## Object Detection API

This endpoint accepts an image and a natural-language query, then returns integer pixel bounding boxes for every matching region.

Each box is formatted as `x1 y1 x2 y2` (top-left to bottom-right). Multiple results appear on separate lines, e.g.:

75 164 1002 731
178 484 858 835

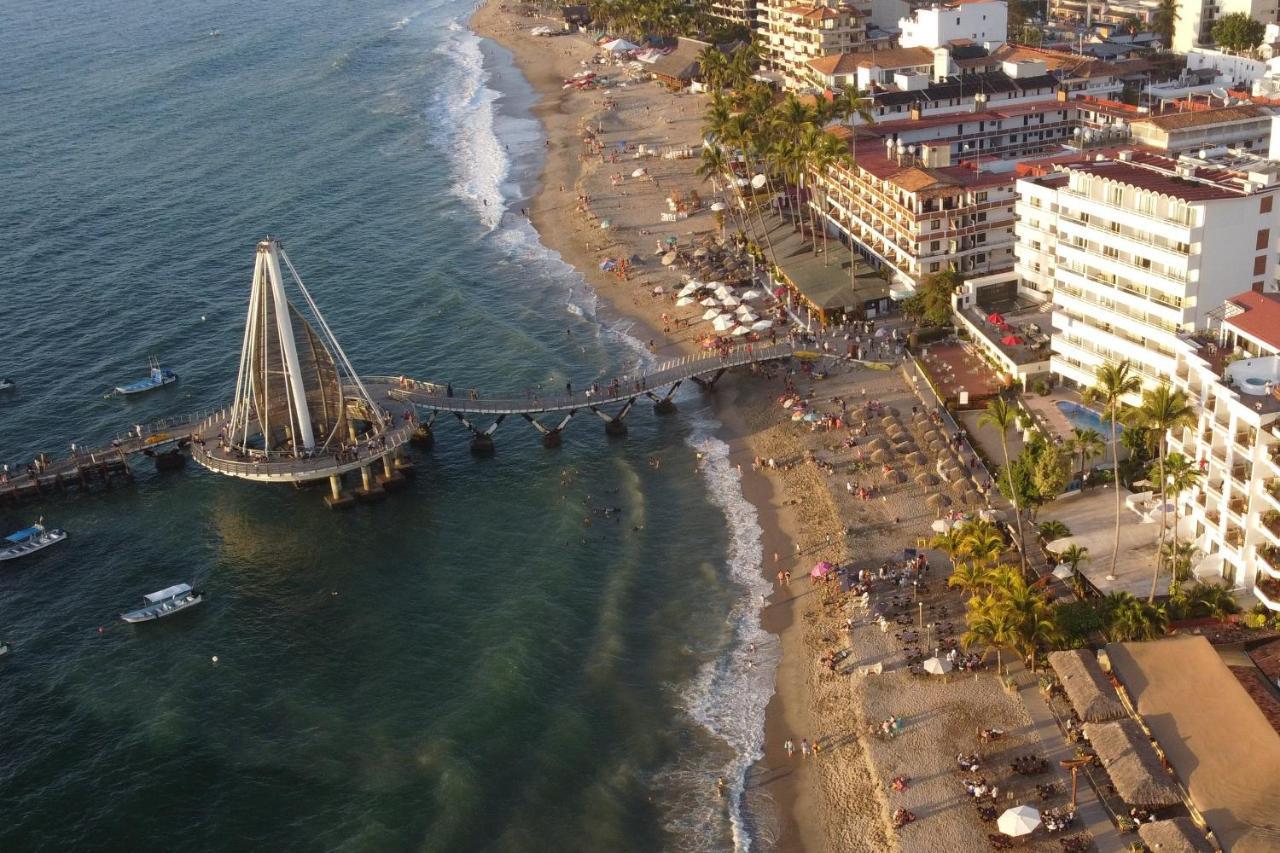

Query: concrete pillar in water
604 419 627 437
543 429 563 448
324 473 355 509
379 451 407 490
653 398 677 415
355 464 385 502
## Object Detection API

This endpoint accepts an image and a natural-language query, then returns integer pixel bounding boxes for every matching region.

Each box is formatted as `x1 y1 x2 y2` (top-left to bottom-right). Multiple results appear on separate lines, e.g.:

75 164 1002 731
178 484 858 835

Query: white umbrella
710 201 726 211
602 38 640 52
751 319 773 331
676 296 695 306
651 285 665 295
930 518 953 534
678 282 700 296
740 289 763 300
735 177 749 187
998 806 1041 838
661 251 677 266
599 219 611 230
732 325 751 336
1045 536 1078 555
1052 565 1075 581
714 285 733 300
751 174 767 189
700 297 719 307
712 315 735 332
631 168 647 178
702 308 721 321
721 295 741 308
736 309 758 323
923 657 952 675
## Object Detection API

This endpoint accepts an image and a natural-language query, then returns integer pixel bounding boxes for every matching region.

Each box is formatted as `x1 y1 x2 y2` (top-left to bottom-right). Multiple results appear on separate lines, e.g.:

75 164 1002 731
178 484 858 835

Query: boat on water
120 583 204 623
0 641 9 658
115 356 178 396
0 378 13 391
0 524 67 561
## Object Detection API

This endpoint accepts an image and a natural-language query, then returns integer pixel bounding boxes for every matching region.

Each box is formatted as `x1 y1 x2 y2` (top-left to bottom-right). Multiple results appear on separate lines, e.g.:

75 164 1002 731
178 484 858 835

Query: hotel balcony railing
1255 576 1280 611
1225 527 1246 548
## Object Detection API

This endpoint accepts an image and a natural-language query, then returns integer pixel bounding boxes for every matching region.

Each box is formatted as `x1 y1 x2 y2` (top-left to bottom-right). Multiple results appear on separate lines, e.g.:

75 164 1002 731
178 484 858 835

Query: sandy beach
469 6 1087 851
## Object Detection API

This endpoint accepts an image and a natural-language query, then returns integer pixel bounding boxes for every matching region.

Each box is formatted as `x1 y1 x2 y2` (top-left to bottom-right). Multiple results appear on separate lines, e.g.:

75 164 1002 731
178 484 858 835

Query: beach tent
750 320 773 332
700 297 718 307
740 289 763 301
923 657 952 675
732 325 751 336
709 201 726 211
678 282 700 297
601 38 640 52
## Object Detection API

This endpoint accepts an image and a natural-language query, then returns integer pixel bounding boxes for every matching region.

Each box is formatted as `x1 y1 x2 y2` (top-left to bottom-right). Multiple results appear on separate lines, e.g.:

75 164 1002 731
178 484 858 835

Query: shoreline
467 4 828 849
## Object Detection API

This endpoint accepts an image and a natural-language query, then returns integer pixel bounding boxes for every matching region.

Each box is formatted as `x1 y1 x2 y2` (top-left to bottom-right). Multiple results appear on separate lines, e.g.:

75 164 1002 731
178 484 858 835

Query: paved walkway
1010 663 1125 852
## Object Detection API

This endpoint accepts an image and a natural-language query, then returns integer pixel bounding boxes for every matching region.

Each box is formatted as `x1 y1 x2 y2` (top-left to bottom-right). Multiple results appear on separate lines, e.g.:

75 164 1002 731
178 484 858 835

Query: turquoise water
1055 400 1123 437
0 2 772 849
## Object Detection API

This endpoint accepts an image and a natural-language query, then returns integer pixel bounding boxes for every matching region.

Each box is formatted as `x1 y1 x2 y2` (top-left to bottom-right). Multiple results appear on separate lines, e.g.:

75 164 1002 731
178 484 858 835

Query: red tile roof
1066 157 1245 202
1225 291 1280 350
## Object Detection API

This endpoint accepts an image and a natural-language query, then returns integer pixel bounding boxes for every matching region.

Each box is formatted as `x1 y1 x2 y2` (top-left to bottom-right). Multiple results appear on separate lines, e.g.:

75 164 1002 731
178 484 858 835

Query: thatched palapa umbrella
905 451 928 467
927 494 951 509
883 469 905 483
870 449 891 463
915 471 938 487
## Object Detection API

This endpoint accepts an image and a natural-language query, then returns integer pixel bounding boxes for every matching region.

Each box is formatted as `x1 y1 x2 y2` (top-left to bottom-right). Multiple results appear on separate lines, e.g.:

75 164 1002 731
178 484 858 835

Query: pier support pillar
691 368 727 391
393 451 415 477
543 429 563 448
604 419 628 438
410 425 435 449
355 464 386 502
324 474 356 509
523 410 575 449
378 453 407 491
470 434 496 455
653 398 676 415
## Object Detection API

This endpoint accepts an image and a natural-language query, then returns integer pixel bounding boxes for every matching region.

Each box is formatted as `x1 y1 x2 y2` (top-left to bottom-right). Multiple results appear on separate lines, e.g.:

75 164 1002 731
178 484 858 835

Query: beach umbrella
811 561 834 578
732 325 751 336
965 490 985 506
866 437 888 451
751 174 767 189
906 452 928 467
652 285 665 295
923 657 953 675
893 439 917 453
721 296 740 308
870 449 890 463
710 201 726 212
1001 334 1023 346
883 469 905 483
700 297 719 307
631 168 647 178
736 177 749 187
702 308 721 321
678 281 701 296
662 251 677 266
676 296 695 307
930 518 952 533
665 236 679 246
1045 537 1079 555
998 806 1041 838
1053 565 1075 581
917 471 939 486
927 494 951 509
602 38 640 52
712 315 735 332
751 319 773 332
600 219 612 230
987 312 1005 325
741 289 763 301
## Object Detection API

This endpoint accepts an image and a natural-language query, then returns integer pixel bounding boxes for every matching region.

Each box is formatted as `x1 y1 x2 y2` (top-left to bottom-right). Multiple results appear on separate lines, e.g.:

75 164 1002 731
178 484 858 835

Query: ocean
0 1 776 850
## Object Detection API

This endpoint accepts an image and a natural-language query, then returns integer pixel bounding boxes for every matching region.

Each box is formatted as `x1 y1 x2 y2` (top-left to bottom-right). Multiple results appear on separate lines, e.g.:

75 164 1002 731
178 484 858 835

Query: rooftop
852 46 935 69
1065 152 1262 202
1223 290 1280 352
963 299 1055 366
1132 104 1272 132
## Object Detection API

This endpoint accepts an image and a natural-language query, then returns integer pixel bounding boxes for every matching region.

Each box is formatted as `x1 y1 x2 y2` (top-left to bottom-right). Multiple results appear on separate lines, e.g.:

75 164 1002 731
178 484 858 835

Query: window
975 191 988 202
930 262 941 272
931 241 940 251
931 219 940 229
1262 196 1274 214
1106 185 1124 206
1258 229 1271 251
1254 255 1268 276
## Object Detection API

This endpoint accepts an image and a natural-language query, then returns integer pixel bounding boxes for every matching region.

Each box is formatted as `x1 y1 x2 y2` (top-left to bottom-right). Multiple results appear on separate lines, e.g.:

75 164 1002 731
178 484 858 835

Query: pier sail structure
227 238 381 457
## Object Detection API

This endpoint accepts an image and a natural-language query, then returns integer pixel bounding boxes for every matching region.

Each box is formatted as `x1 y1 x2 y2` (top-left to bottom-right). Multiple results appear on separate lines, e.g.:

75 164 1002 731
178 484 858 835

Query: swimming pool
1055 400 1123 435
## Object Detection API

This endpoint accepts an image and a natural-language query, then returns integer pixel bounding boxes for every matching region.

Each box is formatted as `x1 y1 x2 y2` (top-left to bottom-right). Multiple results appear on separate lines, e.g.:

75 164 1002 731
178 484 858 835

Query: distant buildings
709 0 761 28
897 0 1008 51
760 0 871 90
1127 104 1274 154
1174 0 1280 53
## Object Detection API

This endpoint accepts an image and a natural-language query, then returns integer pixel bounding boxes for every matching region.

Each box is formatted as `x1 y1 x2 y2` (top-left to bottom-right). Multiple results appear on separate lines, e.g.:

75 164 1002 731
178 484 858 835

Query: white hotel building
1014 151 1280 602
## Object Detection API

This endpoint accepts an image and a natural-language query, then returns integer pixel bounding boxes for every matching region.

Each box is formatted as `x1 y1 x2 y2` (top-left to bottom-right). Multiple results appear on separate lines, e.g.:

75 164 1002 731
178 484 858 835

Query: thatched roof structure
1137 818 1214 853
1048 650 1126 723
1082 719 1182 808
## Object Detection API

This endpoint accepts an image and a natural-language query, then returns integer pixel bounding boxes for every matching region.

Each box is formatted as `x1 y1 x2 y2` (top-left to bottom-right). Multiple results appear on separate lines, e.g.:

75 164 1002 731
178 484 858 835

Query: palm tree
1059 544 1090 598
1101 591 1168 641
698 46 728 92
978 397 1028 573
1083 362 1141 582
962 592 1017 675
1069 427 1105 486
1161 451 1201 597
1154 0 1179 47
1131 384 1196 603
948 561 994 597
1183 581 1241 620
806 130 850 264
998 575 1061 671
929 526 968 569
1038 519 1070 542
960 524 1006 568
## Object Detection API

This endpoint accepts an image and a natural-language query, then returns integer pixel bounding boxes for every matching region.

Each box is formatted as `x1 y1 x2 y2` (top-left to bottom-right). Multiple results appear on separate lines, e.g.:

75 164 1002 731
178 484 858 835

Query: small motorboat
115 356 178 396
0 641 9 658
0 523 67 561
0 378 13 391
120 583 204 623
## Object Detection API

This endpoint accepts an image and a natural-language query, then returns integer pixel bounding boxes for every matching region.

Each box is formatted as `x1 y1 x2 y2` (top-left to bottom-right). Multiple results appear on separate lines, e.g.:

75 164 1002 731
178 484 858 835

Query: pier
2 239 840 508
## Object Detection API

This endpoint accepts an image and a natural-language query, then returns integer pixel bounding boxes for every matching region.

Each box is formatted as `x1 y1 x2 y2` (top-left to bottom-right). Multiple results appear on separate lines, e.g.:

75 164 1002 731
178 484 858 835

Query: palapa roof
1137 818 1215 853
1048 649 1127 723
1108 635 1280 852
1081 719 1182 808
651 38 708 81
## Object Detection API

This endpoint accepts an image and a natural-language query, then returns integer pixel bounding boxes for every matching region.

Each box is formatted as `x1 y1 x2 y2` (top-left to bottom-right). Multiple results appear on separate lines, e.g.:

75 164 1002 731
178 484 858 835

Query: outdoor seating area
1080 719 1183 810
1047 650 1127 724
918 339 1005 406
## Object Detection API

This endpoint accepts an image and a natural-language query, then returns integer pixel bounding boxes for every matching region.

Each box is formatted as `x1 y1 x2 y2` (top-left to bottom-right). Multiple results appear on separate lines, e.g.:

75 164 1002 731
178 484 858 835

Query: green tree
1162 452 1202 596
960 523 1007 568
1130 384 1196 602
1101 591 1169 641
1059 544 1090 598
1182 581 1241 620
948 561 995 597
1054 599 1105 649
1068 427 1105 485
1083 361 1141 581
1153 0 1179 46
1032 442 1071 506
980 397 1029 573
1038 519 1070 541
962 591 1018 674
902 269 961 326
997 573 1061 671
1213 11 1266 53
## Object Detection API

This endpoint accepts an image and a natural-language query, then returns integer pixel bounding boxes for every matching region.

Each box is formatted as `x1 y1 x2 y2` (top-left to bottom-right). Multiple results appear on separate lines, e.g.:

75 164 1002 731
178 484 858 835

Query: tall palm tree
1059 544 1090 597
1102 591 1168 641
947 561 994 597
1069 427 1105 486
1083 362 1141 582
998 574 1060 671
962 592 1017 675
1154 0 1179 47
1162 451 1201 596
960 525 1006 569
697 45 728 92
1131 384 1196 602
1038 519 1070 542
806 131 850 265
978 397 1028 573
929 526 968 570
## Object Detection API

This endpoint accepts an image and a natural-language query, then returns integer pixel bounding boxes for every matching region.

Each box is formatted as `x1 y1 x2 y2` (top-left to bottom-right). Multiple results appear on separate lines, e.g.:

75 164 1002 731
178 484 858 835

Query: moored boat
0 378 13 390
115 356 178 396
120 583 203 623
0 524 67 561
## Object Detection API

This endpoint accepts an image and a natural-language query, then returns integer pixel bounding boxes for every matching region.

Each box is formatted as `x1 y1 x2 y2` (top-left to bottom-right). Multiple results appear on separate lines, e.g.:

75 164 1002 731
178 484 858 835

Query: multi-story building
1012 150 1280 394
709 0 761 28
898 0 1008 50
1166 291 1280 607
1174 0 1280 53
760 0 871 90
1128 105 1275 154
1050 0 1161 27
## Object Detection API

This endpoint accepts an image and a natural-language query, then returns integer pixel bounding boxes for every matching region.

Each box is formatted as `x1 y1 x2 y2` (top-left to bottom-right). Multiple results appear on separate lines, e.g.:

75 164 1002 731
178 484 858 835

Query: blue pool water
1055 400 1123 436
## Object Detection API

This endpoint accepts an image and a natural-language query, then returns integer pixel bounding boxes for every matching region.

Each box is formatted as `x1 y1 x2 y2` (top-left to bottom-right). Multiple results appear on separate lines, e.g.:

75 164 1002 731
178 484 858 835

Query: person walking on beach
800 738 811 758
784 738 795 758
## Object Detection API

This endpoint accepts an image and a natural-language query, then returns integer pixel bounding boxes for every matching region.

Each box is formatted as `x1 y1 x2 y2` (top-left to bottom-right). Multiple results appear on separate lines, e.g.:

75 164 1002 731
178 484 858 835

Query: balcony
1256 575 1280 611
1225 526 1246 549
1229 495 1249 518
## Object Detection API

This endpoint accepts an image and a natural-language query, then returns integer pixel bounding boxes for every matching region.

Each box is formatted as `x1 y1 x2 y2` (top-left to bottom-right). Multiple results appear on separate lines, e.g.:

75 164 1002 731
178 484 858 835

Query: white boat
120 583 204 623
0 641 9 658
0 378 13 391
115 356 178 396
0 524 67 561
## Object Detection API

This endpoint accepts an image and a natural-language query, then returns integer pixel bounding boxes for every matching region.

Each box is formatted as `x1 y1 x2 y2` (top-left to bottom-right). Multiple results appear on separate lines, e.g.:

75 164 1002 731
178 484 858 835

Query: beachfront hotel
1012 149 1280 395
759 0 871 90
709 0 761 28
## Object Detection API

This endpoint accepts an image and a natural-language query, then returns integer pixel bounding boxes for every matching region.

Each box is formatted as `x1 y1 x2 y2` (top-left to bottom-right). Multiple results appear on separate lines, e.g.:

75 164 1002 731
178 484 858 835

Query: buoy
211 655 219 664
98 626 104 634
200 315 207 321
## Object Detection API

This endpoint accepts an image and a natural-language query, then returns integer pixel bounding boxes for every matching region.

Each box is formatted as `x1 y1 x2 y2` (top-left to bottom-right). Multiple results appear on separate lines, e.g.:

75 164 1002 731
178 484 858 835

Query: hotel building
760 0 870 90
